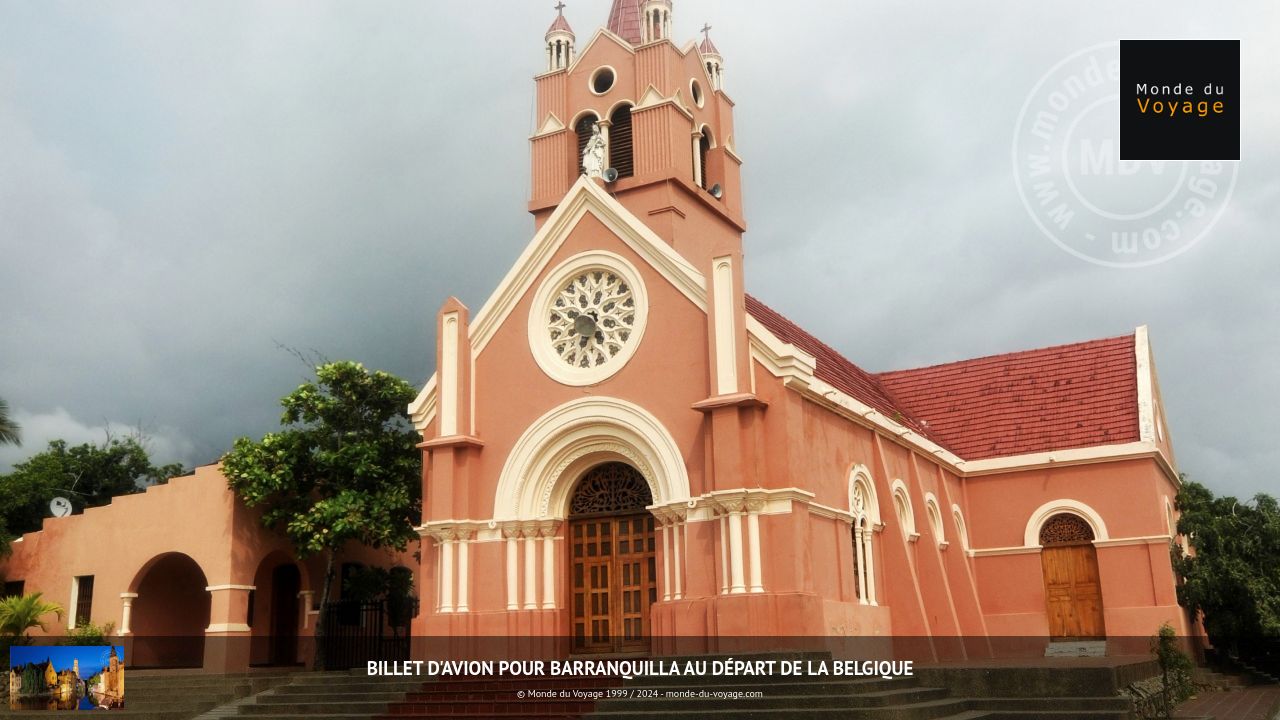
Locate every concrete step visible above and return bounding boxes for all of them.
[584,699,974,719]
[238,700,396,715]
[968,696,1130,712]
[253,691,407,704]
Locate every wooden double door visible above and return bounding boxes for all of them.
[569,513,657,654]
[1041,542,1106,640]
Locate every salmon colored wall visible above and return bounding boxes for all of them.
[0,464,417,671]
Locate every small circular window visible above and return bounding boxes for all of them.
[591,67,616,95]
[690,79,704,108]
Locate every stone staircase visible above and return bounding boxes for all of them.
[0,657,1149,720]
[364,653,1139,720]
[0,670,296,720]
[217,671,425,720]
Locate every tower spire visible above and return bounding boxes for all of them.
[544,2,576,72]
[606,0,644,45]
[698,22,724,90]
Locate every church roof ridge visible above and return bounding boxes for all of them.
[745,293,1142,462]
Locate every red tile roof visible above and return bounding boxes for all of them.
[698,35,720,56]
[745,294,1140,461]
[878,335,1139,460]
[606,0,643,44]
[745,295,937,440]
[547,9,574,37]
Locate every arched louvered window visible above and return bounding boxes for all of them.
[609,105,634,179]
[697,128,712,189]
[574,113,599,176]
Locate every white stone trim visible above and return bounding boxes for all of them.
[526,250,649,387]
[409,177,707,431]
[748,325,1179,485]
[68,578,80,630]
[504,530,519,610]
[532,112,566,138]
[891,480,917,540]
[1023,499,1110,547]
[1135,325,1156,443]
[1093,534,1173,548]
[711,256,739,395]
[924,492,945,546]
[471,176,705,357]
[119,593,137,636]
[968,545,1042,558]
[951,504,971,553]
[588,64,618,96]
[439,312,460,436]
[205,623,251,633]
[408,375,437,434]
[969,533,1173,557]
[494,396,691,521]
[205,584,255,592]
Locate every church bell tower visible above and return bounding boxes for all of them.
[528,0,744,271]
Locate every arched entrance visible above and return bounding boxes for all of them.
[249,552,304,667]
[1039,513,1106,640]
[567,462,657,654]
[129,553,211,668]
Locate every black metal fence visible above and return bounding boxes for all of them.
[320,598,415,670]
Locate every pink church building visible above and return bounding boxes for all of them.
[0,0,1192,672]
[408,0,1191,660]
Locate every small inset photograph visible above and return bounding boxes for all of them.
[8,645,125,711]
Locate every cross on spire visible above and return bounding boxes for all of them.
[555,1,566,14]
[701,23,712,39]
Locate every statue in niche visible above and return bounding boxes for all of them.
[582,122,606,178]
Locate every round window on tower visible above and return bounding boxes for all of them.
[528,251,649,386]
[590,66,616,95]
[690,78,705,108]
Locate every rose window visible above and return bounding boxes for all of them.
[547,269,636,369]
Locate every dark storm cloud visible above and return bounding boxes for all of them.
[1,0,1276,497]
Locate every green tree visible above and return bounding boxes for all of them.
[1172,479,1280,653]
[0,398,19,446]
[221,361,420,669]
[0,433,185,547]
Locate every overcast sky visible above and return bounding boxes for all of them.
[1,1,1276,499]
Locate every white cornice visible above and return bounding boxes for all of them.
[1136,325,1156,443]
[748,323,1179,484]
[470,176,706,360]
[408,373,438,432]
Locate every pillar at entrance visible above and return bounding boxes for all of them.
[118,593,138,635]
[203,584,254,672]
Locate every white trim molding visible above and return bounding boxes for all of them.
[924,492,946,548]
[494,396,692,521]
[205,623,251,633]
[1135,325,1157,443]
[951,504,970,552]
[890,480,919,542]
[1023,499,1110,547]
[526,250,649,387]
[408,176,707,431]
[205,584,255,592]
[711,255,739,396]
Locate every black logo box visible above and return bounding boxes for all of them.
[1120,40,1239,160]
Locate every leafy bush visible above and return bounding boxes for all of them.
[60,620,117,645]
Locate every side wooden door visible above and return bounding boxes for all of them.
[1042,543,1106,639]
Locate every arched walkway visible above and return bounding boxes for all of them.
[127,553,211,668]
